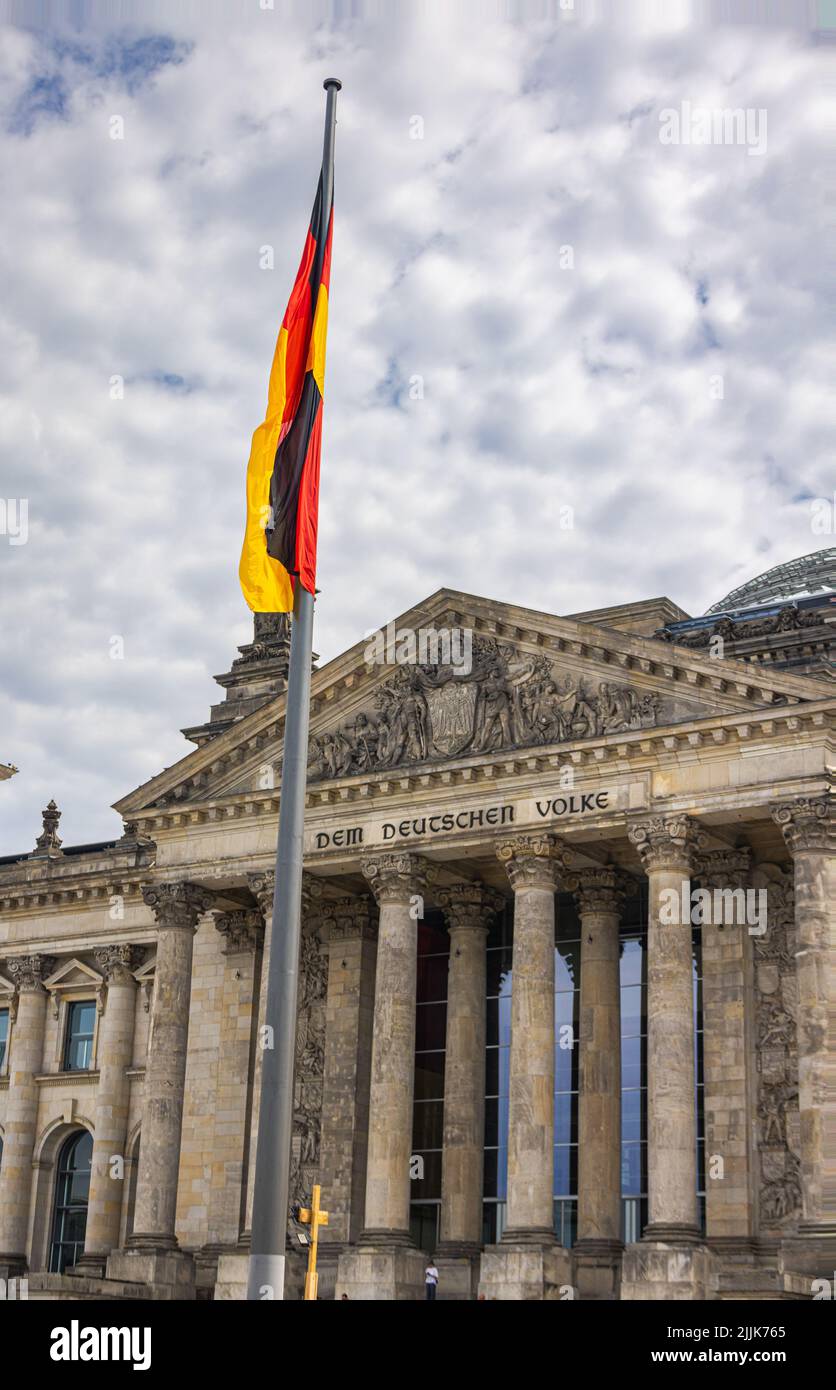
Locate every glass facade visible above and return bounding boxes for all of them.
[49,1129,93,1273]
[409,911,449,1252]
[64,999,96,1072]
[411,890,705,1251]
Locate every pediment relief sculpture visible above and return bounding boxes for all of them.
[308,636,663,781]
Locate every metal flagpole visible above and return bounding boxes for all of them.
[247,76,341,1303]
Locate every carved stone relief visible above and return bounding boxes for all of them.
[752,863,802,1230]
[308,636,663,780]
[288,907,328,1227]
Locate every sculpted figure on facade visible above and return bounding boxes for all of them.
[308,636,662,780]
[752,863,802,1231]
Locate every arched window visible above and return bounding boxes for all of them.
[49,1130,93,1273]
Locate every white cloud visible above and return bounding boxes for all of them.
[0,3,831,851]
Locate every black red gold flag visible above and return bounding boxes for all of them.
[239,171,333,612]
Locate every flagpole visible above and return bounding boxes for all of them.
[247,76,341,1303]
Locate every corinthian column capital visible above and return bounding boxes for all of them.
[94,944,139,984]
[628,816,705,873]
[569,866,631,917]
[495,833,568,891]
[362,852,436,905]
[323,895,376,942]
[5,953,56,993]
[142,881,212,930]
[771,796,833,855]
[438,882,505,933]
[247,870,275,917]
[214,909,263,956]
[694,847,751,890]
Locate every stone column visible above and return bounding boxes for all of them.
[628,817,703,1244]
[127,882,210,1251]
[571,867,627,1297]
[478,836,572,1300]
[436,883,502,1268]
[0,954,54,1277]
[206,911,262,1251]
[772,796,834,1245]
[360,852,434,1240]
[496,835,563,1241]
[318,896,378,1249]
[696,848,756,1249]
[76,946,138,1275]
[335,854,434,1301]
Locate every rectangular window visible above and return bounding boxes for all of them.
[63,1000,96,1072]
[0,1009,8,1071]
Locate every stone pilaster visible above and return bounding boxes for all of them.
[75,946,139,1275]
[571,866,628,1298]
[128,882,211,1251]
[435,882,502,1296]
[205,911,262,1252]
[495,835,564,1242]
[242,870,322,1241]
[0,954,54,1276]
[771,796,834,1242]
[695,848,756,1249]
[627,816,704,1244]
[318,896,378,1249]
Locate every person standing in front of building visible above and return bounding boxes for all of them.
[425,1262,439,1301]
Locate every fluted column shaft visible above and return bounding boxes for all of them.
[437,884,502,1252]
[361,853,434,1241]
[497,835,563,1241]
[572,869,626,1248]
[131,883,210,1248]
[0,955,54,1272]
[629,817,703,1241]
[80,947,138,1268]
[772,796,834,1229]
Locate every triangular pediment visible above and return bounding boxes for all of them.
[44,958,103,991]
[114,587,833,817]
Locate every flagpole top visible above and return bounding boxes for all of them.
[323,78,342,90]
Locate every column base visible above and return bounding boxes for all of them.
[779,1226,836,1280]
[500,1226,557,1245]
[0,1254,27,1281]
[336,1242,428,1300]
[642,1221,702,1244]
[621,1239,716,1300]
[356,1227,414,1247]
[573,1238,623,1301]
[68,1252,109,1279]
[434,1244,481,1300]
[479,1241,572,1300]
[106,1246,196,1298]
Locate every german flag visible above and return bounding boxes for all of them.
[239,170,333,613]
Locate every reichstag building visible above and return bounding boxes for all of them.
[0,546,833,1299]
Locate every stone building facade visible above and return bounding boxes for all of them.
[0,558,833,1300]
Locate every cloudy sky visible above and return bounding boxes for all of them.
[0,0,832,853]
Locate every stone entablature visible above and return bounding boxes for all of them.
[112,589,828,822]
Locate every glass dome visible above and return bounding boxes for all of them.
[705,546,836,615]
